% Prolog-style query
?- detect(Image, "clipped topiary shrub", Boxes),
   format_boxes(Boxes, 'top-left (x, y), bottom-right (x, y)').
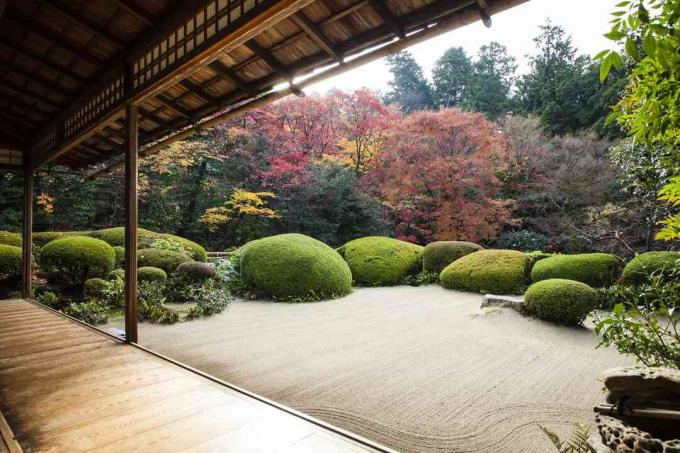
top-left (0, 244), bottom-right (22, 277)
top-left (137, 248), bottom-right (193, 274)
top-left (440, 249), bottom-right (532, 295)
top-left (138, 266), bottom-right (167, 284)
top-left (113, 246), bottom-right (125, 267)
top-left (620, 251), bottom-right (680, 286)
top-left (40, 236), bottom-right (115, 286)
top-left (0, 231), bottom-right (22, 247)
top-left (83, 277), bottom-right (108, 299)
top-left (90, 227), bottom-right (157, 247)
top-left (531, 253), bottom-right (624, 288)
top-left (176, 262), bottom-right (216, 282)
top-left (241, 233), bottom-right (352, 301)
top-left (422, 241), bottom-right (483, 273)
top-left (524, 279), bottom-right (597, 326)
top-left (32, 231), bottom-right (91, 247)
top-left (109, 269), bottom-right (125, 280)
top-left (336, 236), bottom-right (424, 286)
top-left (160, 234), bottom-right (207, 262)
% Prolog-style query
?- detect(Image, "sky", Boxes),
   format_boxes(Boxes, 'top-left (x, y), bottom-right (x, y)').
top-left (305, 0), bottom-right (619, 94)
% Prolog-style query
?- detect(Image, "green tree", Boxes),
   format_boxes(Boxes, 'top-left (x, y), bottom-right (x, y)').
top-left (383, 51), bottom-right (433, 113)
top-left (431, 47), bottom-right (472, 108)
top-left (517, 21), bottom-right (627, 136)
top-left (599, 0), bottom-right (680, 241)
top-left (463, 42), bottom-right (516, 120)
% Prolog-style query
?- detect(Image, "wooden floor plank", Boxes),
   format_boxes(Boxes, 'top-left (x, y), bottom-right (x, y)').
top-left (0, 300), bottom-right (383, 453)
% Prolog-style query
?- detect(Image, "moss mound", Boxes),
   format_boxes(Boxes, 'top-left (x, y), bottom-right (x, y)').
top-left (83, 278), bottom-right (108, 299)
top-left (176, 262), bottom-right (215, 281)
top-left (137, 248), bottom-right (193, 274)
top-left (620, 251), bottom-right (680, 286)
top-left (440, 249), bottom-right (531, 295)
top-left (531, 253), bottom-right (623, 288)
top-left (138, 266), bottom-right (167, 284)
top-left (336, 236), bottom-right (424, 286)
top-left (241, 233), bottom-right (352, 301)
top-left (422, 241), bottom-right (483, 273)
top-left (0, 245), bottom-right (22, 277)
top-left (89, 227), bottom-right (156, 247)
top-left (0, 231), bottom-right (22, 247)
top-left (40, 236), bottom-right (115, 286)
top-left (33, 231), bottom-right (91, 247)
top-left (113, 246), bottom-right (125, 267)
top-left (524, 279), bottom-right (597, 326)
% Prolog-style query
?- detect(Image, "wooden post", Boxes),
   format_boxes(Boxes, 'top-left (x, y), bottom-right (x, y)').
top-left (124, 103), bottom-right (138, 343)
top-left (21, 168), bottom-right (33, 299)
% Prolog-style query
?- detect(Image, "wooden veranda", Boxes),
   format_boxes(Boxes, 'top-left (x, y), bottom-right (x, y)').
top-left (0, 0), bottom-right (527, 450)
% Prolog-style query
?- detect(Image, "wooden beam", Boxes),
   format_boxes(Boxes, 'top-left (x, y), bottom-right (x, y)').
top-left (124, 103), bottom-right (138, 344)
top-left (476, 0), bottom-right (492, 27)
top-left (138, 106), bottom-right (173, 132)
top-left (155, 94), bottom-right (196, 122)
top-left (40, 0), bottom-right (125, 47)
top-left (0, 76), bottom-right (64, 110)
top-left (114, 0), bottom-right (154, 26)
top-left (178, 79), bottom-right (221, 105)
top-left (290, 12), bottom-right (342, 62)
top-left (0, 37), bottom-right (87, 83)
top-left (208, 61), bottom-right (253, 95)
top-left (22, 168), bottom-right (33, 298)
top-left (367, 0), bottom-right (404, 38)
top-left (245, 40), bottom-right (295, 83)
top-left (0, 62), bottom-right (75, 95)
top-left (4, 8), bottom-right (105, 67)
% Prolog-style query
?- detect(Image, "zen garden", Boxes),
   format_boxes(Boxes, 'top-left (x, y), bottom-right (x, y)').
top-left (0, 1), bottom-right (679, 452)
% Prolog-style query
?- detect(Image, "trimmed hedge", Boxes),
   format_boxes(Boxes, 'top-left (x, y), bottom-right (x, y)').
top-left (620, 251), bottom-right (680, 286)
top-left (440, 249), bottom-right (531, 295)
top-left (137, 248), bottom-right (193, 274)
top-left (89, 227), bottom-right (156, 247)
top-left (161, 234), bottom-right (207, 262)
top-left (138, 266), bottom-right (167, 284)
top-left (241, 233), bottom-right (352, 301)
top-left (0, 245), bottom-right (22, 277)
top-left (336, 236), bottom-right (424, 286)
top-left (83, 277), bottom-right (108, 299)
top-left (33, 231), bottom-right (91, 247)
top-left (524, 279), bottom-right (597, 326)
top-left (0, 231), bottom-right (22, 247)
top-left (422, 241), bottom-right (483, 273)
top-left (176, 262), bottom-right (215, 281)
top-left (531, 253), bottom-right (623, 288)
top-left (109, 269), bottom-right (125, 280)
top-left (40, 236), bottom-right (115, 286)
top-left (113, 246), bottom-right (125, 267)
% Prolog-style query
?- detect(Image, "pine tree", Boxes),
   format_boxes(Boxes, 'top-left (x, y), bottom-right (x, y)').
top-left (431, 47), bottom-right (473, 108)
top-left (383, 51), bottom-right (433, 113)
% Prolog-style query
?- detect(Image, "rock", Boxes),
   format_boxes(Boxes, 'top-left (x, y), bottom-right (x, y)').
top-left (481, 294), bottom-right (525, 313)
top-left (596, 414), bottom-right (680, 453)
top-left (603, 367), bottom-right (680, 408)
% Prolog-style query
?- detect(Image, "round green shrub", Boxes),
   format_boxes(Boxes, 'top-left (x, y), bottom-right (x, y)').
top-left (83, 277), bottom-right (108, 299)
top-left (0, 231), bottom-right (22, 247)
top-left (422, 241), bottom-right (483, 273)
top-left (336, 236), bottom-right (424, 286)
top-left (39, 236), bottom-right (115, 286)
top-left (620, 251), bottom-right (680, 286)
top-left (109, 269), bottom-right (125, 280)
top-left (176, 262), bottom-right (216, 281)
top-left (531, 253), bottom-right (623, 288)
top-left (138, 266), bottom-right (167, 284)
top-left (160, 234), bottom-right (207, 262)
top-left (32, 231), bottom-right (91, 247)
top-left (241, 233), bottom-right (352, 300)
top-left (440, 249), bottom-right (532, 295)
top-left (90, 227), bottom-right (156, 247)
top-left (113, 246), bottom-right (125, 267)
top-left (524, 279), bottom-right (598, 326)
top-left (137, 248), bottom-right (193, 274)
top-left (0, 244), bottom-right (22, 277)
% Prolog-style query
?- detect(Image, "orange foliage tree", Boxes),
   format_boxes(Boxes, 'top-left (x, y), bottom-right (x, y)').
top-left (369, 108), bottom-right (513, 243)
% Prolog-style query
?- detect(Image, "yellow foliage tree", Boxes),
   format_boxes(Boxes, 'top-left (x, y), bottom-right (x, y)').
top-left (200, 189), bottom-right (279, 232)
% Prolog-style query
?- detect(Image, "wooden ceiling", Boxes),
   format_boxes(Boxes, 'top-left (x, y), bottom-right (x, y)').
top-left (0, 0), bottom-right (527, 172)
